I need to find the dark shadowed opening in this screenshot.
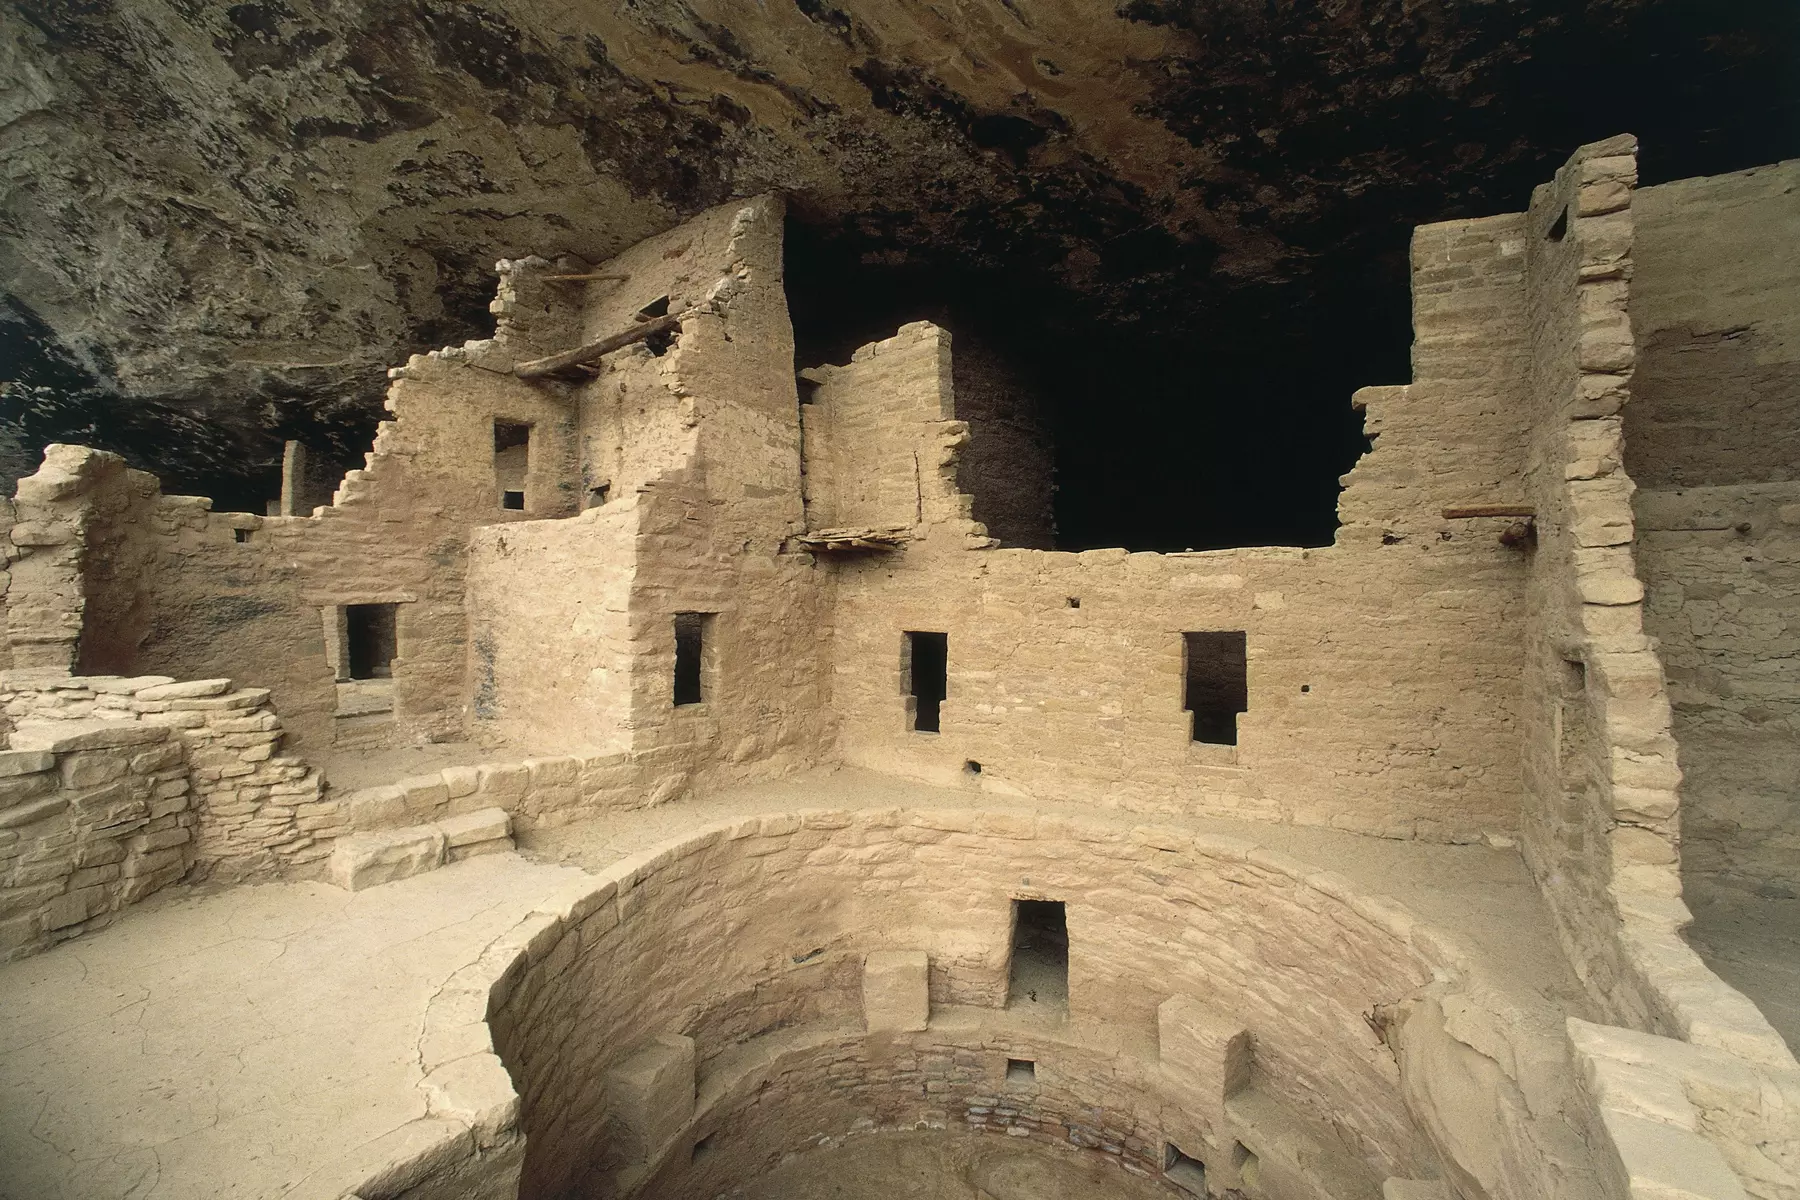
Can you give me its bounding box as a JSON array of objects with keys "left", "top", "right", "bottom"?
[
  {"left": 674, "top": 612, "right": 707, "bottom": 706},
  {"left": 1184, "top": 631, "right": 1248, "bottom": 745},
  {"left": 345, "top": 603, "right": 396, "bottom": 680},
  {"left": 905, "top": 631, "right": 947, "bottom": 732},
  {"left": 1007, "top": 899, "right": 1069, "bottom": 1014}
]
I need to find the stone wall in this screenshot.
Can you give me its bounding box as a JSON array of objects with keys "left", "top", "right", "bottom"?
[
  {"left": 1625, "top": 160, "right": 1800, "bottom": 488},
  {"left": 464, "top": 504, "right": 637, "bottom": 751},
  {"left": 948, "top": 329, "right": 1057, "bottom": 550},
  {"left": 0, "top": 671, "right": 331, "bottom": 889},
  {"left": 1617, "top": 161, "right": 1800, "bottom": 902},
  {"left": 1634, "top": 484, "right": 1800, "bottom": 896},
  {"left": 0, "top": 688, "right": 192, "bottom": 960},
  {"left": 2, "top": 264, "right": 589, "bottom": 752},
  {"left": 1508, "top": 137, "right": 1793, "bottom": 1072},
  {"left": 822, "top": 210, "right": 1533, "bottom": 842},
  {"left": 464, "top": 195, "right": 834, "bottom": 792},
  {"left": 800, "top": 321, "right": 968, "bottom": 534},
  {"left": 486, "top": 811, "right": 1451, "bottom": 1200}
]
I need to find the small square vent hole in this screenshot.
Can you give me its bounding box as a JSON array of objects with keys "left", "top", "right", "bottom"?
[{"left": 1005, "top": 1058, "right": 1035, "bottom": 1085}]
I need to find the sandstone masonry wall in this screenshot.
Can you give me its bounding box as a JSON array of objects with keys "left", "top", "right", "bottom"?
[
  {"left": 0, "top": 690, "right": 192, "bottom": 960},
  {"left": 1617, "top": 163, "right": 1800, "bottom": 902},
  {"left": 1508, "top": 137, "right": 1792, "bottom": 1073},
  {"left": 1634, "top": 484, "right": 1800, "bottom": 896},
  {"left": 487, "top": 811, "right": 1452, "bottom": 1199},
  {"left": 0, "top": 672, "right": 331, "bottom": 885},
  {"left": 822, "top": 213, "right": 1532, "bottom": 840},
  {"left": 800, "top": 321, "right": 970, "bottom": 534},
  {"left": 1625, "top": 160, "right": 1800, "bottom": 488}
]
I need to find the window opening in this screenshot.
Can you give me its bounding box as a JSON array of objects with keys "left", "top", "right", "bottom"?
[
  {"left": 1546, "top": 207, "right": 1569, "bottom": 242},
  {"left": 1006, "top": 899, "right": 1068, "bottom": 1014},
  {"left": 674, "top": 612, "right": 710, "bottom": 706},
  {"left": 346, "top": 604, "right": 397, "bottom": 680},
  {"left": 587, "top": 481, "right": 611, "bottom": 508},
  {"left": 1066, "top": 596, "right": 1080, "bottom": 608},
  {"left": 905, "top": 631, "right": 948, "bottom": 733},
  {"left": 965, "top": 759, "right": 982, "bottom": 775},
  {"left": 691, "top": 1134, "right": 715, "bottom": 1162},
  {"left": 494, "top": 420, "right": 532, "bottom": 510},
  {"left": 1005, "top": 1058, "right": 1035, "bottom": 1085},
  {"left": 1183, "top": 631, "right": 1248, "bottom": 745},
  {"left": 1164, "top": 1143, "right": 1207, "bottom": 1196},
  {"left": 233, "top": 528, "right": 251, "bottom": 543},
  {"left": 637, "top": 295, "right": 671, "bottom": 320}
]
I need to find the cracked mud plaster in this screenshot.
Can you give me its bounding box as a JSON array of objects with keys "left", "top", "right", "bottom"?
[{"left": 0, "top": 853, "right": 587, "bottom": 1200}]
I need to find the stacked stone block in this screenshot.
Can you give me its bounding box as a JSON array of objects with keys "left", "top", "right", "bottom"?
[
  {"left": 0, "top": 670, "right": 336, "bottom": 892},
  {"left": 0, "top": 709, "right": 195, "bottom": 959}
]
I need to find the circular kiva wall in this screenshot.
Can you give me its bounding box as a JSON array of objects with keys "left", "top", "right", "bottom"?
[{"left": 488, "top": 811, "right": 1453, "bottom": 1200}]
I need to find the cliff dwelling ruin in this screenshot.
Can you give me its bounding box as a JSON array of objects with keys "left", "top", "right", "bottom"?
[{"left": 0, "top": 5, "right": 1797, "bottom": 1200}]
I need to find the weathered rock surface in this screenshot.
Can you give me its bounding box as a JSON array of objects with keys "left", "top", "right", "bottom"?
[{"left": 0, "top": 0, "right": 1793, "bottom": 514}]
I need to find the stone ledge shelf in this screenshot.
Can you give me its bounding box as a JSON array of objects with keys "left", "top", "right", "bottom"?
[{"left": 328, "top": 807, "right": 514, "bottom": 891}]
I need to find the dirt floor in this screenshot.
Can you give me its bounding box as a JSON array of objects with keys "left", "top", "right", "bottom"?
[
  {"left": 1683, "top": 885, "right": 1800, "bottom": 1053},
  {"left": 732, "top": 1128, "right": 1183, "bottom": 1199}
]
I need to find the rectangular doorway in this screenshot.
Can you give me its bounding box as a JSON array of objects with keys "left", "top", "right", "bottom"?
[
  {"left": 495, "top": 420, "right": 531, "bottom": 510},
  {"left": 346, "top": 603, "right": 397, "bottom": 679},
  {"left": 1006, "top": 898, "right": 1068, "bottom": 1015},
  {"left": 905, "top": 631, "right": 948, "bottom": 733},
  {"left": 673, "top": 612, "right": 711, "bottom": 706}
]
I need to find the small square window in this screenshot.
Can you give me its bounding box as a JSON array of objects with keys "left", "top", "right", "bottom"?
[{"left": 1005, "top": 1058, "right": 1035, "bottom": 1084}]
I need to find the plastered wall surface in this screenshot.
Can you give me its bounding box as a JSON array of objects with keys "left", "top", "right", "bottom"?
[
  {"left": 1634, "top": 485, "right": 1800, "bottom": 895},
  {"left": 1626, "top": 161, "right": 1800, "bottom": 488},
  {"left": 1621, "top": 163, "right": 1800, "bottom": 900}
]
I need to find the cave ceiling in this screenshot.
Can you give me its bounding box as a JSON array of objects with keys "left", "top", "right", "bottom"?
[{"left": 0, "top": 0, "right": 1795, "bottom": 512}]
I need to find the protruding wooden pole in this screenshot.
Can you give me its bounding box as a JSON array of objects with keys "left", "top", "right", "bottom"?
[{"left": 513, "top": 311, "right": 689, "bottom": 380}]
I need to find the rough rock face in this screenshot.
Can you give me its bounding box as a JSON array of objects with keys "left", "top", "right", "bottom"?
[{"left": 0, "top": 0, "right": 1794, "bottom": 529}]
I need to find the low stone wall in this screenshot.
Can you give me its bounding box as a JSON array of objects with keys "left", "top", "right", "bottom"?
[
  {"left": 0, "top": 670, "right": 335, "bottom": 894},
  {"left": 337, "top": 748, "right": 682, "bottom": 834},
  {"left": 0, "top": 715, "right": 192, "bottom": 960},
  {"left": 480, "top": 810, "right": 1460, "bottom": 1200}
]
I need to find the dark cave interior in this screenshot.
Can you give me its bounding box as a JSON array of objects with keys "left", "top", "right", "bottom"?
[{"left": 0, "top": 0, "right": 1795, "bottom": 548}]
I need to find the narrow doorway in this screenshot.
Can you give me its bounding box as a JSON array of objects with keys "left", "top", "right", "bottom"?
[
  {"left": 1006, "top": 899, "right": 1068, "bottom": 1015},
  {"left": 673, "top": 612, "right": 710, "bottom": 706},
  {"left": 346, "top": 603, "right": 397, "bottom": 679},
  {"left": 495, "top": 420, "right": 532, "bottom": 510},
  {"left": 905, "top": 631, "right": 948, "bottom": 732}
]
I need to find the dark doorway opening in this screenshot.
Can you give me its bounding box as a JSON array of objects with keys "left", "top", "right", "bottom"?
[
  {"left": 1184, "top": 631, "right": 1248, "bottom": 745},
  {"left": 346, "top": 603, "right": 397, "bottom": 680},
  {"left": 905, "top": 631, "right": 948, "bottom": 732},
  {"left": 1007, "top": 899, "right": 1068, "bottom": 1014},
  {"left": 494, "top": 420, "right": 531, "bottom": 510},
  {"left": 674, "top": 613, "right": 709, "bottom": 706}
]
